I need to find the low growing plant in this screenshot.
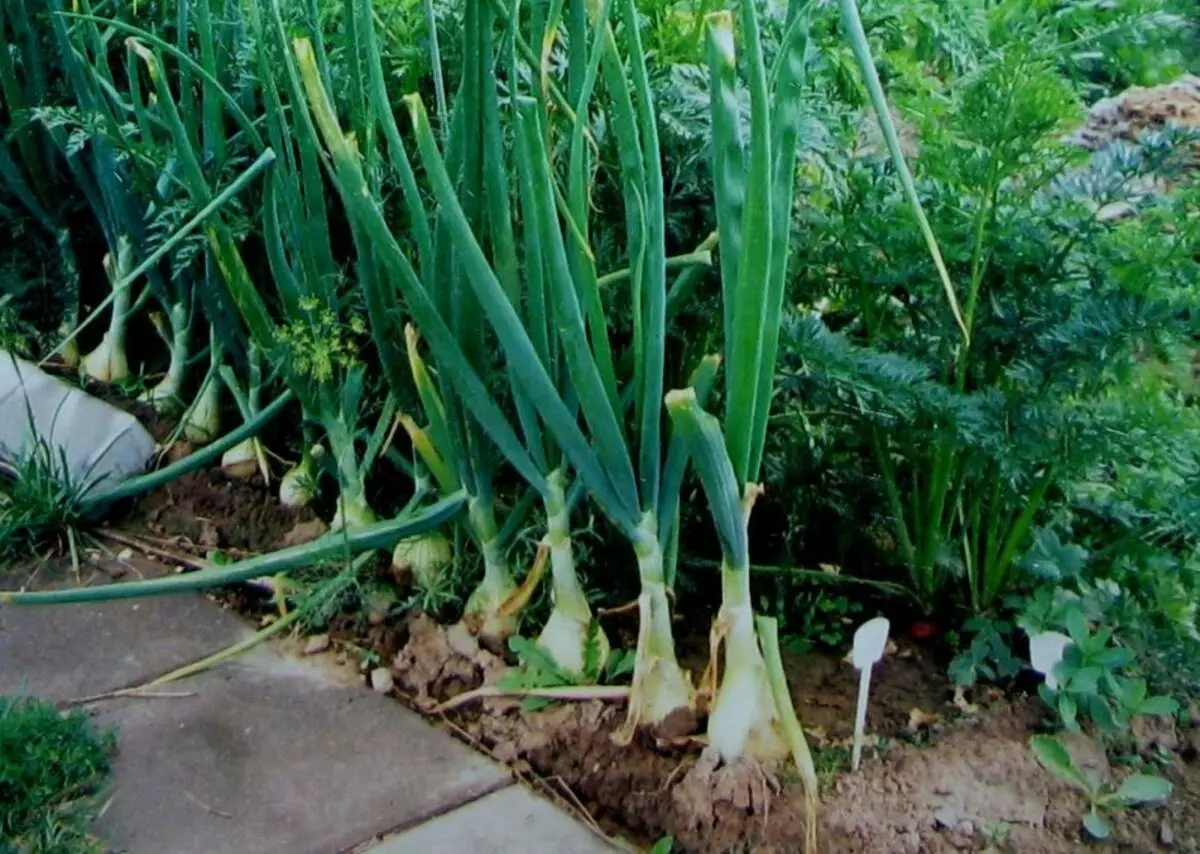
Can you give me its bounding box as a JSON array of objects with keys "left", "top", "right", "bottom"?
[
  {"left": 1030, "top": 733, "right": 1173, "bottom": 841},
  {"left": 0, "top": 695, "right": 115, "bottom": 854}
]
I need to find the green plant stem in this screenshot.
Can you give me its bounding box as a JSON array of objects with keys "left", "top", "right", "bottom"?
[{"left": 3, "top": 492, "right": 466, "bottom": 605}]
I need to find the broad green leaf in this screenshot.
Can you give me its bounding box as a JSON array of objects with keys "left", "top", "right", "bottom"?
[
  {"left": 1058, "top": 693, "right": 1079, "bottom": 732},
  {"left": 1082, "top": 808, "right": 1110, "bottom": 840},
  {"left": 1096, "top": 647, "right": 1135, "bottom": 670},
  {"left": 1137, "top": 696, "right": 1180, "bottom": 717},
  {"left": 1108, "top": 774, "right": 1174, "bottom": 807},
  {"left": 1029, "top": 735, "right": 1088, "bottom": 790}
]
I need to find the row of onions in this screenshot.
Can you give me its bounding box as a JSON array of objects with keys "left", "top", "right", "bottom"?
[{"left": 2, "top": 0, "right": 944, "bottom": 846}]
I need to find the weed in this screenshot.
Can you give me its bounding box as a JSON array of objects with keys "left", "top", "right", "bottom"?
[
  {"left": 0, "top": 695, "right": 115, "bottom": 854},
  {"left": 1031, "top": 733, "right": 1173, "bottom": 840},
  {"left": 0, "top": 432, "right": 92, "bottom": 568}
]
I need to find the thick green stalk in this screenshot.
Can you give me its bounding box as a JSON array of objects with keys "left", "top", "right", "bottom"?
[
  {"left": 565, "top": 0, "right": 620, "bottom": 418},
  {"left": 3, "top": 493, "right": 466, "bottom": 605},
  {"left": 746, "top": 10, "right": 810, "bottom": 480},
  {"left": 836, "top": 0, "right": 968, "bottom": 342},
  {"left": 511, "top": 96, "right": 639, "bottom": 519},
  {"left": 617, "top": 0, "right": 668, "bottom": 513},
  {"left": 717, "top": 0, "right": 772, "bottom": 489},
  {"left": 705, "top": 13, "right": 743, "bottom": 351}
]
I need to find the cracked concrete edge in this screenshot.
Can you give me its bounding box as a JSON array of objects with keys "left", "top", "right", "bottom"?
[
  {"left": 353, "top": 784, "right": 623, "bottom": 854},
  {"left": 336, "top": 779, "right": 518, "bottom": 854}
]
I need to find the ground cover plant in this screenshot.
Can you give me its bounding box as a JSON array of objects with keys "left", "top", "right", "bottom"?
[
  {"left": 1, "top": 0, "right": 1199, "bottom": 850},
  {"left": 0, "top": 695, "right": 115, "bottom": 854}
]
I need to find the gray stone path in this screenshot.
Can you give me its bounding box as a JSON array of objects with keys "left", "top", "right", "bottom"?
[{"left": 0, "top": 586, "right": 616, "bottom": 854}]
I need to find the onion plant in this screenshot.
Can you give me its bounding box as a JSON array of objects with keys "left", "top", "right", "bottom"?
[
  {"left": 662, "top": 0, "right": 812, "bottom": 763},
  {"left": 659, "top": 6, "right": 822, "bottom": 844},
  {"left": 292, "top": 0, "right": 719, "bottom": 706},
  {"left": 2, "top": 0, "right": 180, "bottom": 374}
]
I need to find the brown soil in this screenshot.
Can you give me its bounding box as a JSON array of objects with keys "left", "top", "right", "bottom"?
[
  {"left": 83, "top": 384, "right": 316, "bottom": 554},
  {"left": 1074, "top": 75, "right": 1200, "bottom": 156},
  {"left": 130, "top": 466, "right": 314, "bottom": 553},
  {"left": 390, "top": 614, "right": 1200, "bottom": 854}
]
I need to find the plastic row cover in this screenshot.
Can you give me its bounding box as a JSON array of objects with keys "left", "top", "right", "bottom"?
[{"left": 0, "top": 353, "right": 156, "bottom": 497}]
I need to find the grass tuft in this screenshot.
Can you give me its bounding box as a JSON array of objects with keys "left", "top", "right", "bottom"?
[{"left": 0, "top": 695, "right": 116, "bottom": 854}]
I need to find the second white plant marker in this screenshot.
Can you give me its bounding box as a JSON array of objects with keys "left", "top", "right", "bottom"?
[
  {"left": 850, "top": 616, "right": 891, "bottom": 771},
  {"left": 1028, "top": 630, "right": 1073, "bottom": 690}
]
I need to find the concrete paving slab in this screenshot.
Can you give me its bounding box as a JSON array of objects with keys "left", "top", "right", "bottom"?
[
  {"left": 91, "top": 641, "right": 512, "bottom": 854},
  {"left": 366, "top": 785, "right": 618, "bottom": 854},
  {"left": 0, "top": 589, "right": 254, "bottom": 702}
]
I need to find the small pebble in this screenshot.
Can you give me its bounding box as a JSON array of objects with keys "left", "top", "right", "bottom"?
[
  {"left": 1159, "top": 822, "right": 1175, "bottom": 848},
  {"left": 957, "top": 820, "right": 975, "bottom": 837},
  {"left": 370, "top": 667, "right": 394, "bottom": 694},
  {"left": 303, "top": 634, "right": 331, "bottom": 655},
  {"left": 934, "top": 807, "right": 959, "bottom": 830}
]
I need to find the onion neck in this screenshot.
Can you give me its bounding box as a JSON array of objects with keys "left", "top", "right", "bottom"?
[
  {"left": 620, "top": 512, "right": 694, "bottom": 734},
  {"left": 537, "top": 469, "right": 608, "bottom": 677},
  {"left": 464, "top": 495, "right": 518, "bottom": 644},
  {"left": 707, "top": 555, "right": 789, "bottom": 763}
]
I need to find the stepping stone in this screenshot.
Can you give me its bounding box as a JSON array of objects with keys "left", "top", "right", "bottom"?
[
  {"left": 366, "top": 785, "right": 618, "bottom": 854},
  {"left": 0, "top": 590, "right": 254, "bottom": 702},
  {"left": 91, "top": 641, "right": 512, "bottom": 854}
]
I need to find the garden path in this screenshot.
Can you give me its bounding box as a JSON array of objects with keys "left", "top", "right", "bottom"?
[{"left": 0, "top": 563, "right": 616, "bottom": 854}]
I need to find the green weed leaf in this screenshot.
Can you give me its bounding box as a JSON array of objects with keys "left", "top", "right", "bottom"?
[
  {"left": 1109, "top": 774, "right": 1173, "bottom": 807},
  {"left": 1082, "top": 808, "right": 1111, "bottom": 840},
  {"left": 1029, "top": 735, "right": 1088, "bottom": 790}
]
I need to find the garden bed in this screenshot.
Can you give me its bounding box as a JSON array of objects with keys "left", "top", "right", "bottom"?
[
  {"left": 381, "top": 613, "right": 1200, "bottom": 853},
  {"left": 99, "top": 463, "right": 1200, "bottom": 853},
  {"left": 99, "top": 483, "right": 1193, "bottom": 852}
]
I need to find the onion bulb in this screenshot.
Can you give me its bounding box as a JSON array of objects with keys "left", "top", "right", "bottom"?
[
  {"left": 392, "top": 531, "right": 453, "bottom": 589},
  {"left": 280, "top": 445, "right": 321, "bottom": 508},
  {"left": 221, "top": 437, "right": 262, "bottom": 479},
  {"left": 183, "top": 376, "right": 221, "bottom": 445}
]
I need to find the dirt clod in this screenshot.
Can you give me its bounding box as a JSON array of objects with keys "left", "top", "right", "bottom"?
[{"left": 303, "top": 634, "right": 331, "bottom": 656}]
